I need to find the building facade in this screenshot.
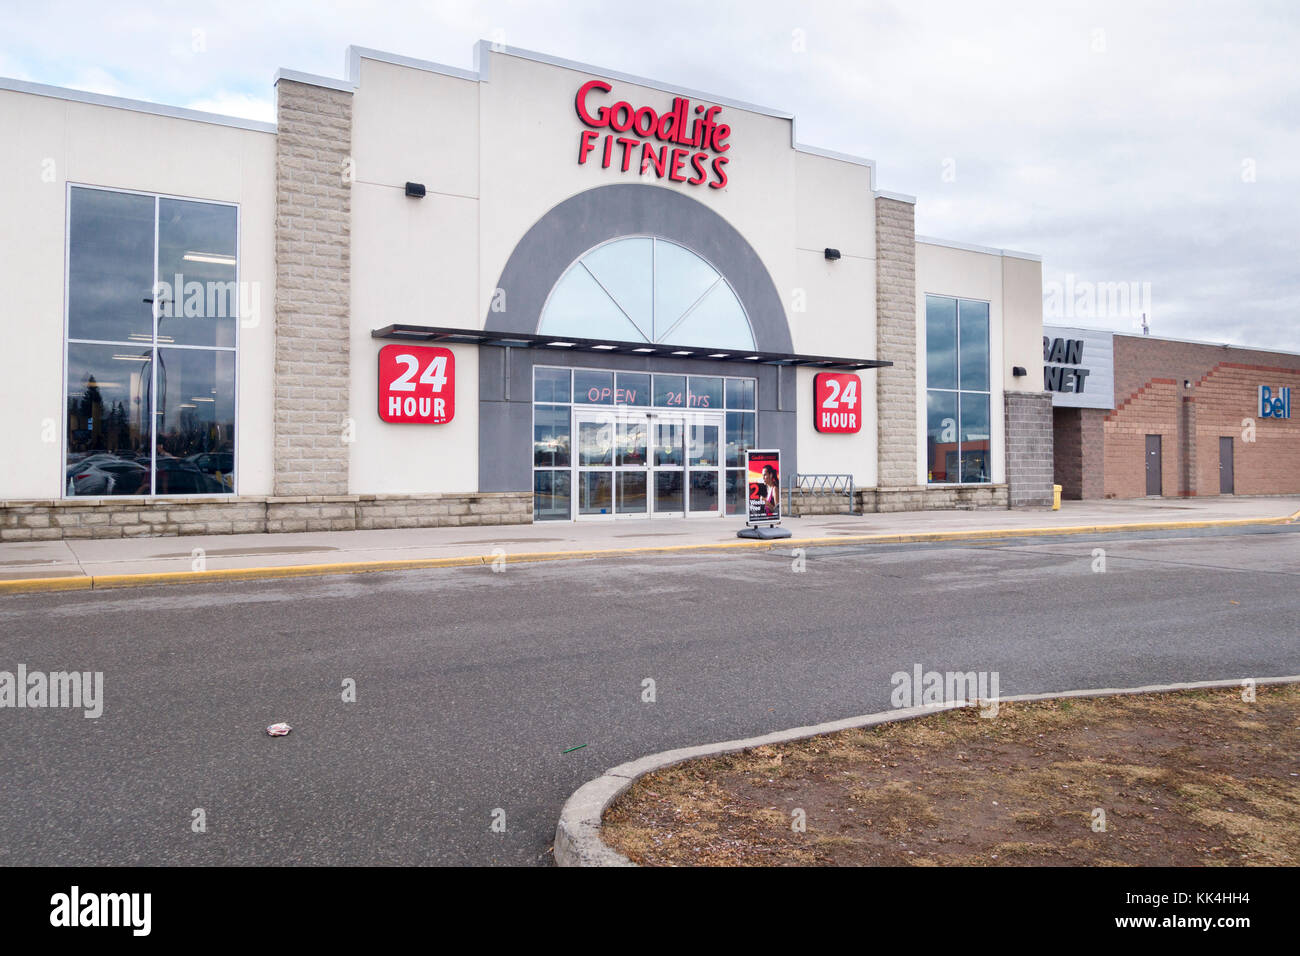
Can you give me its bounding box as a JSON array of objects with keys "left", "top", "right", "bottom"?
[
  {"left": 0, "top": 42, "right": 1052, "bottom": 541},
  {"left": 1047, "top": 327, "right": 1300, "bottom": 499}
]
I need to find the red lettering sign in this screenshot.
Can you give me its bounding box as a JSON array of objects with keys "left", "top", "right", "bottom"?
[
  {"left": 576, "top": 80, "right": 730, "bottom": 189},
  {"left": 814, "top": 372, "right": 861, "bottom": 434},
  {"left": 378, "top": 345, "right": 455, "bottom": 424}
]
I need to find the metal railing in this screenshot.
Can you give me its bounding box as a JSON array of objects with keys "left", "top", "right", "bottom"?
[{"left": 786, "top": 473, "right": 857, "bottom": 516}]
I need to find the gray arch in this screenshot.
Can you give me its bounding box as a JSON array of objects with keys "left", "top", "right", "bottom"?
[{"left": 484, "top": 183, "right": 792, "bottom": 352}]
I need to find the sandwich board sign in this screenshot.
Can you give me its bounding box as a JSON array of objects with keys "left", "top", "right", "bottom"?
[{"left": 738, "top": 449, "right": 791, "bottom": 539}]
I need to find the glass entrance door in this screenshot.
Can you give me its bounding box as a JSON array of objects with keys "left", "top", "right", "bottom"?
[
  {"left": 687, "top": 419, "right": 722, "bottom": 514},
  {"left": 575, "top": 415, "right": 614, "bottom": 518},
  {"left": 650, "top": 415, "right": 685, "bottom": 517},
  {"left": 615, "top": 416, "right": 649, "bottom": 516},
  {"left": 574, "top": 407, "right": 723, "bottom": 520}
]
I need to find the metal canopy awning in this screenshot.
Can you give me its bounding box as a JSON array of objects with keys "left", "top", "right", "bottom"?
[{"left": 371, "top": 324, "right": 891, "bottom": 371}]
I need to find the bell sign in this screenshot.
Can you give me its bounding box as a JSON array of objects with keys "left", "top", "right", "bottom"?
[{"left": 378, "top": 344, "right": 455, "bottom": 424}]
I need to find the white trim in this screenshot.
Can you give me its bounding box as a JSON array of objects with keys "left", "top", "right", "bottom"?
[
  {"left": 874, "top": 189, "right": 917, "bottom": 205},
  {"left": 337, "top": 42, "right": 876, "bottom": 174},
  {"left": 1112, "top": 330, "right": 1300, "bottom": 358},
  {"left": 273, "top": 68, "right": 355, "bottom": 94},
  {"left": 1046, "top": 324, "right": 1300, "bottom": 358},
  {"left": 347, "top": 46, "right": 478, "bottom": 84},
  {"left": 916, "top": 235, "right": 1042, "bottom": 263},
  {"left": 0, "top": 75, "right": 276, "bottom": 133}
]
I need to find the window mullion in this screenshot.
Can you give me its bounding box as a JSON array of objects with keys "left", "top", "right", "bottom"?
[{"left": 150, "top": 195, "right": 160, "bottom": 496}]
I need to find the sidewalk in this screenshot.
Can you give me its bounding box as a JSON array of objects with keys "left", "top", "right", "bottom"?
[{"left": 2, "top": 496, "right": 1297, "bottom": 593}]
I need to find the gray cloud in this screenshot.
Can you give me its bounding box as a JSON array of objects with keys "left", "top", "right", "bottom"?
[{"left": 4, "top": 0, "right": 1296, "bottom": 350}]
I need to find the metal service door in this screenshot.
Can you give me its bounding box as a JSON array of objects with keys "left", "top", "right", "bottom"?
[
  {"left": 1145, "top": 434, "right": 1162, "bottom": 496},
  {"left": 1219, "top": 436, "right": 1234, "bottom": 495}
]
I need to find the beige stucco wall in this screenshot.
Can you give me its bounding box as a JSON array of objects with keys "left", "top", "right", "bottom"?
[
  {"left": 347, "top": 58, "right": 481, "bottom": 494},
  {"left": 1, "top": 45, "right": 1047, "bottom": 512},
  {"left": 346, "top": 47, "right": 881, "bottom": 490},
  {"left": 0, "top": 88, "right": 276, "bottom": 500},
  {"left": 913, "top": 241, "right": 1044, "bottom": 485},
  {"left": 1001, "top": 254, "right": 1045, "bottom": 391}
]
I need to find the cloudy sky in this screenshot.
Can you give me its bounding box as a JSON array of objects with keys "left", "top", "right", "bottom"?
[{"left": 3, "top": 0, "right": 1296, "bottom": 350}]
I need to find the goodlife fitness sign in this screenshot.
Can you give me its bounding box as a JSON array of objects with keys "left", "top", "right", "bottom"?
[
  {"left": 575, "top": 80, "right": 730, "bottom": 188},
  {"left": 378, "top": 345, "right": 455, "bottom": 424}
]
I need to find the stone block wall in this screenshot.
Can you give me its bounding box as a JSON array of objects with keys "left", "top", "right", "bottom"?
[
  {"left": 875, "top": 196, "right": 918, "bottom": 489},
  {"left": 0, "top": 494, "right": 532, "bottom": 541},
  {"left": 1004, "top": 391, "right": 1054, "bottom": 507},
  {"left": 782, "top": 485, "right": 1009, "bottom": 516},
  {"left": 274, "top": 78, "right": 353, "bottom": 496}
]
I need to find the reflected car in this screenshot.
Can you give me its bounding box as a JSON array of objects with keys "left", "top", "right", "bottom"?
[
  {"left": 65, "top": 461, "right": 114, "bottom": 496},
  {"left": 65, "top": 453, "right": 150, "bottom": 496},
  {"left": 154, "top": 459, "right": 228, "bottom": 495},
  {"left": 186, "top": 452, "right": 233, "bottom": 473}
]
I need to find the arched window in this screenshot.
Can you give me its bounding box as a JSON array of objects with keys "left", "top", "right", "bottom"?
[{"left": 538, "top": 237, "right": 754, "bottom": 351}]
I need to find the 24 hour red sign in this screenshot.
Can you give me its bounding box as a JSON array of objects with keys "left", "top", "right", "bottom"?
[
  {"left": 814, "top": 372, "right": 861, "bottom": 433},
  {"left": 378, "top": 344, "right": 455, "bottom": 424}
]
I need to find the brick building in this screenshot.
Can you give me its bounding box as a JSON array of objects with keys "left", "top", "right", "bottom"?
[
  {"left": 1, "top": 42, "right": 1053, "bottom": 541},
  {"left": 1050, "top": 328, "right": 1300, "bottom": 499}
]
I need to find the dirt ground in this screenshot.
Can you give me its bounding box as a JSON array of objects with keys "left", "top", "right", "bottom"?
[{"left": 602, "top": 684, "right": 1300, "bottom": 866}]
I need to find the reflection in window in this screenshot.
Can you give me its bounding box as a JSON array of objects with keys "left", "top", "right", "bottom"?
[
  {"left": 925, "top": 294, "right": 990, "bottom": 484},
  {"left": 539, "top": 237, "right": 754, "bottom": 351},
  {"left": 534, "top": 470, "right": 571, "bottom": 520},
  {"left": 687, "top": 376, "right": 722, "bottom": 410},
  {"left": 65, "top": 186, "right": 237, "bottom": 497},
  {"left": 573, "top": 369, "right": 614, "bottom": 405},
  {"left": 157, "top": 198, "right": 239, "bottom": 348},
  {"left": 534, "top": 405, "right": 571, "bottom": 468},
  {"left": 67, "top": 188, "right": 155, "bottom": 344}
]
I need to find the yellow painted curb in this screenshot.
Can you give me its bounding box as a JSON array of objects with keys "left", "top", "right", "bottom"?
[
  {"left": 0, "top": 575, "right": 93, "bottom": 594},
  {"left": 88, "top": 554, "right": 487, "bottom": 590},
  {"left": 0, "top": 509, "right": 1294, "bottom": 595}
]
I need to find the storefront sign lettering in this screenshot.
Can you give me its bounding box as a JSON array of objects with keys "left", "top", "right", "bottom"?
[
  {"left": 377, "top": 344, "right": 456, "bottom": 424},
  {"left": 1043, "top": 336, "right": 1093, "bottom": 394},
  {"left": 1259, "top": 385, "right": 1291, "bottom": 419},
  {"left": 813, "top": 372, "right": 862, "bottom": 433},
  {"left": 576, "top": 80, "right": 730, "bottom": 188}
]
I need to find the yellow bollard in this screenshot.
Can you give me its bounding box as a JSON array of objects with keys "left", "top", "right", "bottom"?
[{"left": 1052, "top": 484, "right": 1062, "bottom": 511}]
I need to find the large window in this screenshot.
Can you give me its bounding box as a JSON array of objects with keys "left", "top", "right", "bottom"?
[
  {"left": 65, "top": 186, "right": 237, "bottom": 497},
  {"left": 925, "top": 294, "right": 990, "bottom": 484},
  {"left": 533, "top": 367, "right": 756, "bottom": 519},
  {"left": 538, "top": 237, "right": 755, "bottom": 351}
]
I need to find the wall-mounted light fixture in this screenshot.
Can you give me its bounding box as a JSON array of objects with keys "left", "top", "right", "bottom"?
[
  {"left": 1012, "top": 366, "right": 1027, "bottom": 377},
  {"left": 1184, "top": 379, "right": 1192, "bottom": 389},
  {"left": 405, "top": 182, "right": 426, "bottom": 199},
  {"left": 824, "top": 248, "right": 841, "bottom": 261}
]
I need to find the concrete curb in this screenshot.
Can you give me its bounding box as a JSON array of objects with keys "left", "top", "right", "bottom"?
[
  {"left": 2, "top": 508, "right": 1297, "bottom": 596},
  {"left": 553, "top": 674, "right": 1300, "bottom": 867}
]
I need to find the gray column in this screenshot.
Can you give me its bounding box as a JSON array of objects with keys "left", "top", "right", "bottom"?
[{"left": 1004, "top": 391, "right": 1055, "bottom": 507}]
